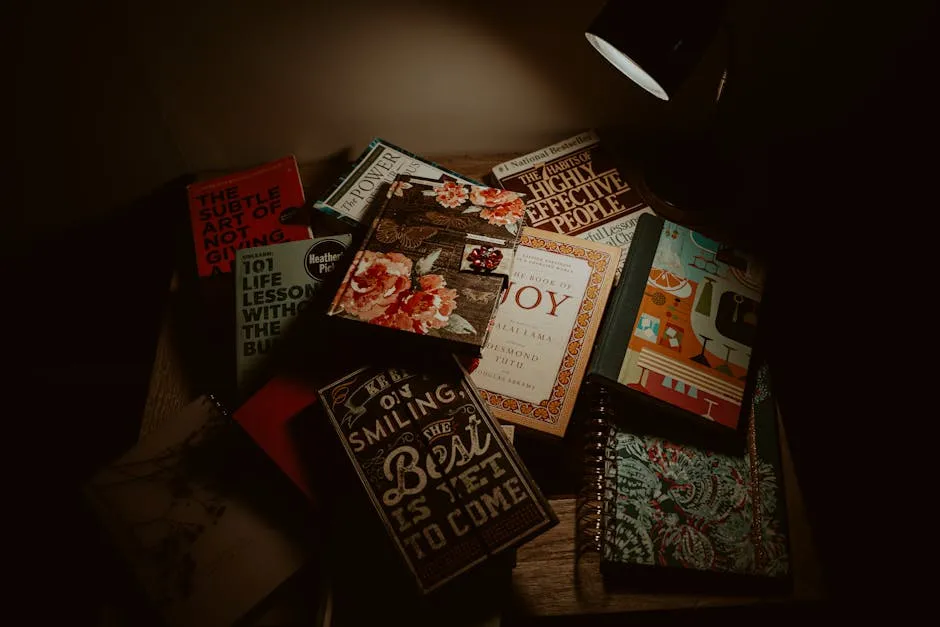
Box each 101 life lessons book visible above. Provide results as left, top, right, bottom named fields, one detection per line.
left=470, top=227, right=620, bottom=437
left=188, top=156, right=310, bottom=277
left=328, top=174, right=526, bottom=354
left=492, top=130, right=652, bottom=277
left=589, top=214, right=766, bottom=430
left=235, top=235, right=352, bottom=392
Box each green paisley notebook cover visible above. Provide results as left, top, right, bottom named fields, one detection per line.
left=601, top=363, right=789, bottom=579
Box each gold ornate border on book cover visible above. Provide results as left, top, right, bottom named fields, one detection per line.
left=475, top=230, right=619, bottom=436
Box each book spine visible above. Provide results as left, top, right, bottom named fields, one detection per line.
left=586, top=213, right=664, bottom=379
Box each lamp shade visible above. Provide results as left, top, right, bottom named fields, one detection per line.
left=586, top=0, right=728, bottom=100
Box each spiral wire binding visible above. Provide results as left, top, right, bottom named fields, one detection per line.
left=207, top=393, right=233, bottom=419
left=575, top=383, right=614, bottom=557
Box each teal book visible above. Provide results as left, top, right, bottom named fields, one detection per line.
left=235, top=235, right=352, bottom=392
left=600, top=363, right=790, bottom=585
left=588, top=213, right=767, bottom=432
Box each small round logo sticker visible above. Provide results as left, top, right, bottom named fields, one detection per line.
left=305, top=239, right=347, bottom=282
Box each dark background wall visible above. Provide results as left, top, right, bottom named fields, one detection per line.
left=11, top=0, right=935, bottom=244
left=11, top=0, right=674, bottom=251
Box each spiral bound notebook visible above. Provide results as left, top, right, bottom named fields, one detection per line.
left=575, top=362, right=790, bottom=586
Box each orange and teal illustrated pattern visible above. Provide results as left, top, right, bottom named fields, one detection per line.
left=617, top=221, right=764, bottom=428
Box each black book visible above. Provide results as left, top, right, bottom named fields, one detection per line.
left=316, top=355, right=557, bottom=594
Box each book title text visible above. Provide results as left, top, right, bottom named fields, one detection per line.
left=238, top=255, right=316, bottom=358
left=515, top=150, right=632, bottom=236
left=196, top=185, right=285, bottom=275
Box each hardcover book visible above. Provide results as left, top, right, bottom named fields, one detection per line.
left=316, top=138, right=481, bottom=225
left=317, top=358, right=557, bottom=593
left=470, top=227, right=620, bottom=437
left=601, top=363, right=790, bottom=583
left=188, top=156, right=310, bottom=277
left=84, top=396, right=313, bottom=627
left=588, top=214, right=766, bottom=431
left=328, top=174, right=526, bottom=354
left=235, top=235, right=352, bottom=391
left=491, top=130, right=652, bottom=277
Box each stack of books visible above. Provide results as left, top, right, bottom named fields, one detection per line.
left=84, top=132, right=789, bottom=627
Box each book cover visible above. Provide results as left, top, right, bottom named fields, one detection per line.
left=315, top=138, right=482, bottom=225
left=317, top=358, right=557, bottom=593
left=235, top=234, right=352, bottom=391
left=589, top=214, right=766, bottom=431
left=84, top=396, right=314, bottom=627
left=327, top=174, right=526, bottom=354
left=601, top=363, right=789, bottom=582
left=492, top=130, right=652, bottom=277
left=470, top=227, right=620, bottom=437
left=188, top=156, right=310, bottom=277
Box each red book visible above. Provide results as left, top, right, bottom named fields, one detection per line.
left=232, top=376, right=319, bottom=499
left=187, top=156, right=310, bottom=277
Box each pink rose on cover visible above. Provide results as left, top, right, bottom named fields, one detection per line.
left=480, top=197, right=526, bottom=226
left=373, top=274, right=457, bottom=334
left=434, top=181, right=469, bottom=208
left=469, top=187, right=519, bottom=208
left=338, top=251, right=412, bottom=321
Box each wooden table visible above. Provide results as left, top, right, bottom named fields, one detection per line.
left=141, top=154, right=825, bottom=618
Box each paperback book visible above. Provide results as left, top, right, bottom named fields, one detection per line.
left=315, top=138, right=481, bottom=225
left=470, top=227, right=620, bottom=437
left=492, top=130, right=652, bottom=277
left=187, top=156, right=311, bottom=277
left=235, top=235, right=352, bottom=392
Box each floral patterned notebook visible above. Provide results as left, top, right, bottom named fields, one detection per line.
left=601, top=364, right=789, bottom=581
left=328, top=174, right=526, bottom=353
